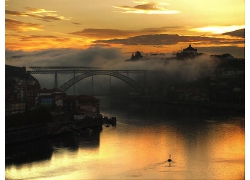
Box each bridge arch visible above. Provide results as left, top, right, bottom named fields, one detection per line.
left=58, top=70, right=144, bottom=95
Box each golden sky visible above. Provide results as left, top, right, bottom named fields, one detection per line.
left=5, top=0, right=245, bottom=57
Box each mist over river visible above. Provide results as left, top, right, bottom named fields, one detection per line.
left=5, top=97, right=245, bottom=179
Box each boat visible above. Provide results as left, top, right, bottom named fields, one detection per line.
left=102, top=116, right=117, bottom=126
left=168, top=154, right=172, bottom=163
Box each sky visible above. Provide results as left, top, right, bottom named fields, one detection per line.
left=4, top=0, right=245, bottom=65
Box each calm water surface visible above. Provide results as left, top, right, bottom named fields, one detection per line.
left=5, top=98, right=245, bottom=179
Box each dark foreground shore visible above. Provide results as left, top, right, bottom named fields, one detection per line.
left=5, top=117, right=103, bottom=145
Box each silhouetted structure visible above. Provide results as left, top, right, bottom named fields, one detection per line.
left=5, top=65, right=41, bottom=112
left=127, top=51, right=143, bottom=61
left=63, top=95, right=100, bottom=119
left=210, top=53, right=235, bottom=60
left=176, top=44, right=203, bottom=60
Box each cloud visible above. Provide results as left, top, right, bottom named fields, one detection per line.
left=113, top=1, right=180, bottom=14
left=69, top=27, right=184, bottom=39
left=70, top=28, right=135, bottom=39
left=5, top=47, right=219, bottom=76
left=72, top=22, right=81, bottom=25
left=5, top=8, right=69, bottom=22
left=93, top=34, right=229, bottom=46
left=5, top=10, right=27, bottom=16
left=70, top=28, right=243, bottom=46
left=18, top=35, right=58, bottom=41
left=38, top=15, right=66, bottom=22
left=222, top=28, right=245, bottom=38
left=5, top=47, right=125, bottom=68
left=5, top=33, right=92, bottom=50
left=25, top=7, right=57, bottom=14
left=5, top=18, right=43, bottom=31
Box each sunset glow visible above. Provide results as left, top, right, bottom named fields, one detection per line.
left=112, top=1, right=180, bottom=14
left=191, top=25, right=245, bottom=34
left=5, top=0, right=245, bottom=59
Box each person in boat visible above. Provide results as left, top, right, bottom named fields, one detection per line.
left=168, top=154, right=172, bottom=163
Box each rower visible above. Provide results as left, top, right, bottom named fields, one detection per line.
left=167, top=154, right=172, bottom=163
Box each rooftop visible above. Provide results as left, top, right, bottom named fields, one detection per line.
left=183, top=44, right=197, bottom=52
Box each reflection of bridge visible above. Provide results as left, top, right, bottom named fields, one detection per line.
left=27, top=67, right=149, bottom=95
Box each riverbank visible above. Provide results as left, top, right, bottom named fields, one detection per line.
left=5, top=124, right=49, bottom=145
left=5, top=116, right=103, bottom=145
left=168, top=101, right=244, bottom=113
left=127, top=96, right=245, bottom=113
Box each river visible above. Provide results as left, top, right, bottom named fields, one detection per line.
left=5, top=97, right=245, bottom=179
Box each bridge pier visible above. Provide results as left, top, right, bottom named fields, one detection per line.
left=54, top=71, right=58, bottom=89
left=74, top=71, right=75, bottom=95
left=109, top=74, right=111, bottom=95
left=92, top=75, right=94, bottom=95
left=144, top=71, right=147, bottom=85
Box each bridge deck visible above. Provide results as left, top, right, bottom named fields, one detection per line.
left=27, top=69, right=149, bottom=74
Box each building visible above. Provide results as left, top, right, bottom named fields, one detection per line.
left=38, top=95, right=54, bottom=108
left=5, top=100, right=25, bottom=116
left=37, top=88, right=65, bottom=109
left=5, top=65, right=26, bottom=75
left=76, top=95, right=100, bottom=118
left=126, top=51, right=143, bottom=61
left=26, top=84, right=40, bottom=109
left=176, top=44, right=201, bottom=60
left=55, top=98, right=64, bottom=112
left=209, top=68, right=245, bottom=104
left=63, top=95, right=100, bottom=119
left=5, top=65, right=41, bottom=111
left=63, top=95, right=76, bottom=112
left=182, top=44, right=197, bottom=55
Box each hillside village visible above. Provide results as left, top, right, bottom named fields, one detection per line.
left=5, top=65, right=101, bottom=128
left=127, top=45, right=244, bottom=105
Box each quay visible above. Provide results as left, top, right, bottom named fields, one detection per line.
left=49, top=117, right=103, bottom=135
left=5, top=117, right=104, bottom=145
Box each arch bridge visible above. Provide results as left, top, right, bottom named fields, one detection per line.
left=27, top=68, right=148, bottom=95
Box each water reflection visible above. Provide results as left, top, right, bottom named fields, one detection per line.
left=5, top=97, right=244, bottom=180
left=5, top=131, right=101, bottom=180
left=5, top=139, right=53, bottom=166
left=52, top=132, right=100, bottom=150
left=5, top=132, right=100, bottom=166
